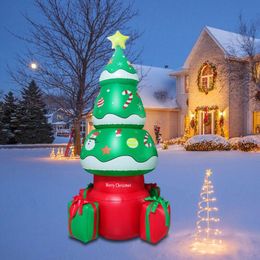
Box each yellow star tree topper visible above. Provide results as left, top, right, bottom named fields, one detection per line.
left=107, top=31, right=129, bottom=49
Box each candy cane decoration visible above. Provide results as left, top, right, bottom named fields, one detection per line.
left=90, top=132, right=99, bottom=140
left=122, top=90, right=133, bottom=109
left=144, top=133, right=152, bottom=148
left=97, top=97, right=104, bottom=108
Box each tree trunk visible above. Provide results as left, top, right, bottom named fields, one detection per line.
left=73, top=119, right=82, bottom=156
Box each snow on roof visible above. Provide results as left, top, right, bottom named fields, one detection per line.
left=51, top=121, right=68, bottom=125
left=205, top=26, right=260, bottom=57
left=134, top=65, right=178, bottom=109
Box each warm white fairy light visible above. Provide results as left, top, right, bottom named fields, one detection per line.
left=49, top=147, right=79, bottom=160
left=191, top=169, right=226, bottom=254
left=50, top=148, right=55, bottom=159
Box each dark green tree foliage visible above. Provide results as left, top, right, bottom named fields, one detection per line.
left=19, top=80, right=54, bottom=143
left=0, top=101, right=6, bottom=144
left=1, top=92, right=19, bottom=144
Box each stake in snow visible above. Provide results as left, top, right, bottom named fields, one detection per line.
left=191, top=169, right=226, bottom=254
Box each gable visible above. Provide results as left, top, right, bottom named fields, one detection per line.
left=184, top=29, right=225, bottom=68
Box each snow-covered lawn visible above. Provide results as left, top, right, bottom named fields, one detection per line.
left=53, top=136, right=69, bottom=144
left=0, top=148, right=260, bottom=259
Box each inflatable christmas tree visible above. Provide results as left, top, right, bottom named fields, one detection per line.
left=68, top=31, right=171, bottom=243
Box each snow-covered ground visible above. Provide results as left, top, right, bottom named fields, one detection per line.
left=0, top=148, right=260, bottom=259
left=53, top=136, right=69, bottom=144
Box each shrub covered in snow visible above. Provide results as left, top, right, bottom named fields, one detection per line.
left=161, top=142, right=169, bottom=150
left=184, top=134, right=231, bottom=151
left=164, top=136, right=188, bottom=146
left=230, top=135, right=260, bottom=152
left=229, top=137, right=240, bottom=150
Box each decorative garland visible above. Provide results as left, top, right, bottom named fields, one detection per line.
left=197, top=61, right=217, bottom=94
left=195, top=105, right=219, bottom=112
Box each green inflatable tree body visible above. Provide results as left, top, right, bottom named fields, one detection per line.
left=80, top=32, right=158, bottom=176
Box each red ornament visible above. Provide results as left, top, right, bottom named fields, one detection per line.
left=190, top=118, right=195, bottom=129
left=219, top=115, right=224, bottom=128
left=115, top=129, right=122, bottom=137
left=204, top=107, right=209, bottom=124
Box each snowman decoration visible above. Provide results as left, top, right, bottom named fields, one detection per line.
left=85, top=132, right=99, bottom=151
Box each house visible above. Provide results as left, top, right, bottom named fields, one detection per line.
left=84, top=26, right=260, bottom=141
left=47, top=108, right=86, bottom=137
left=47, top=108, right=71, bottom=136
left=171, top=26, right=260, bottom=138
left=84, top=65, right=178, bottom=141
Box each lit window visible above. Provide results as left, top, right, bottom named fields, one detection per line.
left=201, top=65, right=213, bottom=91
left=255, top=62, right=260, bottom=83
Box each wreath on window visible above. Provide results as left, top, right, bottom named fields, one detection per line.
left=197, top=61, right=217, bottom=94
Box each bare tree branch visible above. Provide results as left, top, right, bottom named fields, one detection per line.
left=8, top=0, right=141, bottom=154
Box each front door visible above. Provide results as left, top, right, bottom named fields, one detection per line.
left=199, top=111, right=214, bottom=135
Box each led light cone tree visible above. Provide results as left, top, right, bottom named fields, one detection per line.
left=192, top=169, right=223, bottom=254
left=79, top=31, right=159, bottom=240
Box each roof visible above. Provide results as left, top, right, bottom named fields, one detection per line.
left=51, top=121, right=68, bottom=125
left=205, top=26, right=260, bottom=57
left=183, top=26, right=260, bottom=68
left=134, top=65, right=178, bottom=109
left=82, top=65, right=178, bottom=115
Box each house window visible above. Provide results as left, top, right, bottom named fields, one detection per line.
left=253, top=111, right=260, bottom=134
left=57, top=114, right=64, bottom=121
left=201, top=64, right=213, bottom=91
left=254, top=62, right=260, bottom=83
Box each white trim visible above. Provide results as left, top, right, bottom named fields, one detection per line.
left=93, top=114, right=145, bottom=126
left=80, top=155, right=158, bottom=171
left=201, top=65, right=214, bottom=90
left=99, top=69, right=139, bottom=82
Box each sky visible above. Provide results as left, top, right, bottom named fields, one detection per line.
left=0, top=0, right=259, bottom=94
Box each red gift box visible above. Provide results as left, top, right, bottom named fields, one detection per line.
left=140, top=196, right=171, bottom=244
left=145, top=183, right=160, bottom=197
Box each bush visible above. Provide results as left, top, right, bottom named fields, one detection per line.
left=164, top=136, right=188, bottom=146
left=229, top=135, right=260, bottom=152
left=161, top=142, right=168, bottom=150
left=238, top=136, right=259, bottom=151
left=229, top=137, right=240, bottom=150
left=184, top=134, right=231, bottom=151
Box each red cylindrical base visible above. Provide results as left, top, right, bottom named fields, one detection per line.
left=87, top=175, right=149, bottom=240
